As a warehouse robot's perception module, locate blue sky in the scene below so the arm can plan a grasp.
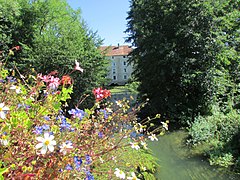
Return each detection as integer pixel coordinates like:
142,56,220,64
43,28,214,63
67,0,131,46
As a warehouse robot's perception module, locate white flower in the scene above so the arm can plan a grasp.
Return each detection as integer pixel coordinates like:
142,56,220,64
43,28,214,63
99,156,104,163
161,121,168,130
10,85,21,94
0,135,9,146
140,141,148,149
127,172,140,180
148,134,158,141
114,168,126,179
134,123,145,133
0,103,9,119
59,141,73,155
36,132,56,154
130,142,140,150
116,100,122,107
74,60,83,72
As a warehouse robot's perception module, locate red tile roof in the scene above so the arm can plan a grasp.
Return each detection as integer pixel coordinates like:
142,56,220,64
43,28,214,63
99,45,133,56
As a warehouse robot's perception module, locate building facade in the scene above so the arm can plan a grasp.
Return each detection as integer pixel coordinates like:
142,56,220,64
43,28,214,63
99,45,133,85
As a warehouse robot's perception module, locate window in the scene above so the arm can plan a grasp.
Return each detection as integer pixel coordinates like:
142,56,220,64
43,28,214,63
113,68,116,74
112,62,116,67
123,56,126,58
123,61,126,66
124,75,127,79
113,76,116,80
112,56,114,59
124,68,127,73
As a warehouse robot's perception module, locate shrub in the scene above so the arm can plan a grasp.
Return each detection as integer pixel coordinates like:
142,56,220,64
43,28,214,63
188,105,240,169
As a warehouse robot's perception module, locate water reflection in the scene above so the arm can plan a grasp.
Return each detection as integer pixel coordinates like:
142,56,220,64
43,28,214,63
148,131,240,180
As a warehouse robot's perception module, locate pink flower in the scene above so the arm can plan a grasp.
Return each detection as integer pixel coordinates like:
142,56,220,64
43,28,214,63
93,88,111,102
74,60,83,73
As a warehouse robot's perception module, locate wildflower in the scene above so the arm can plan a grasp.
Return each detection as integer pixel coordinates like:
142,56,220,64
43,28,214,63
48,76,60,90
0,103,9,119
140,141,148,149
74,60,84,72
35,132,56,154
74,156,82,170
65,164,73,171
86,171,94,180
148,134,158,141
11,46,21,51
116,100,123,107
10,85,21,94
127,172,140,180
161,121,169,130
68,108,85,120
61,75,72,85
130,142,140,150
59,141,73,155
99,157,104,163
59,117,72,131
134,123,145,133
0,133,9,146
114,168,126,179
99,109,108,119
33,126,43,135
85,154,92,165
43,115,50,121
98,131,104,138
93,87,111,101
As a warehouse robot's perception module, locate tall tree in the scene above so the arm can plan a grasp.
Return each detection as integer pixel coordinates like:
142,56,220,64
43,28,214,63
126,0,222,122
0,0,109,107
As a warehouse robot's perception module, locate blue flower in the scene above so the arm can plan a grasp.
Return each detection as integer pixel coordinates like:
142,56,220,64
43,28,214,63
42,124,50,130
60,119,71,131
33,126,43,135
98,132,104,138
85,171,94,180
85,154,92,165
44,115,50,121
65,164,73,170
68,108,85,120
74,156,82,170
99,109,108,119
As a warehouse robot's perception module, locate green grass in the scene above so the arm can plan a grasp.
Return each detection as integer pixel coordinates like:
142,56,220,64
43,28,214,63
110,86,131,94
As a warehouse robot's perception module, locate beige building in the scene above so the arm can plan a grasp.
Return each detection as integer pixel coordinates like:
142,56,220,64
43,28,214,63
99,45,134,85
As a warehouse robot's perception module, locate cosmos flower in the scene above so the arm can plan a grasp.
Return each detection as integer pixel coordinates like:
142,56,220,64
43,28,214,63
0,103,9,119
10,85,21,94
35,132,56,154
130,142,140,150
114,168,126,179
59,141,73,155
148,134,158,141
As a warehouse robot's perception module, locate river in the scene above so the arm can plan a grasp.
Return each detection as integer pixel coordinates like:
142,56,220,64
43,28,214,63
149,130,240,180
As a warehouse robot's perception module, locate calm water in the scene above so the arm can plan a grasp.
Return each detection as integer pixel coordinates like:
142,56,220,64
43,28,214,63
148,130,240,180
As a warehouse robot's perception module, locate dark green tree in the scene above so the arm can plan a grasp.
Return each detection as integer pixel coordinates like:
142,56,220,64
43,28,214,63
126,0,220,122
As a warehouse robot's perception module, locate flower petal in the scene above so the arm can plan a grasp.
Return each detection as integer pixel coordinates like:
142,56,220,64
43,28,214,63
35,143,43,149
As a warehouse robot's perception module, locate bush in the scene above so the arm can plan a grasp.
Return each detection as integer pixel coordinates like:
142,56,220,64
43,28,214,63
188,105,240,169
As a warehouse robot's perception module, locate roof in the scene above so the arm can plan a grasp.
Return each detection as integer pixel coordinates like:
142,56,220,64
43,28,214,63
99,45,133,56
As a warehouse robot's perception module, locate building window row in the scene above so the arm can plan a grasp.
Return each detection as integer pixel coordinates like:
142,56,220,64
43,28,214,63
112,75,128,80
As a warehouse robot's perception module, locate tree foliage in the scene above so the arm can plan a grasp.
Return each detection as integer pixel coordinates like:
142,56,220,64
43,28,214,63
126,0,239,122
0,0,109,107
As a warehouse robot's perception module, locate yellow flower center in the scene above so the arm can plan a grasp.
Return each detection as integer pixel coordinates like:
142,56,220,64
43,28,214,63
0,107,2,111
44,140,50,146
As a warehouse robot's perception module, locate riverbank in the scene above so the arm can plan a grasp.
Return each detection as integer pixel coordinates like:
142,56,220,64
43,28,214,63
149,130,240,180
